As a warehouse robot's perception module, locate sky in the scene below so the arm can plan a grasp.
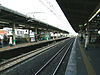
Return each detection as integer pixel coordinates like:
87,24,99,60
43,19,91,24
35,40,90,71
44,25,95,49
0,0,76,34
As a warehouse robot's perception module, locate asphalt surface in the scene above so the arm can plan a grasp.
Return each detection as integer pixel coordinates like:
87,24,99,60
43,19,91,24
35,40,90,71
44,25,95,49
0,38,74,75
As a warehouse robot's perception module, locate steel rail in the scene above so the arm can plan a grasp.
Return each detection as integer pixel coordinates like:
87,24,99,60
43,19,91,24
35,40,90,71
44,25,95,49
0,38,70,72
53,40,73,75
34,39,73,75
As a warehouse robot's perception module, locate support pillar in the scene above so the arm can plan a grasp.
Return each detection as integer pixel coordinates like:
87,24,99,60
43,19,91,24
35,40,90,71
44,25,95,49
60,32,62,38
35,28,38,42
53,31,55,39
12,23,16,45
28,29,30,43
57,32,59,38
46,31,48,41
86,23,90,43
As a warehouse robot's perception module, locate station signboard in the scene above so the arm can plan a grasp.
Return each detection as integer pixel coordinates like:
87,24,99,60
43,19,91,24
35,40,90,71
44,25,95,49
0,30,7,34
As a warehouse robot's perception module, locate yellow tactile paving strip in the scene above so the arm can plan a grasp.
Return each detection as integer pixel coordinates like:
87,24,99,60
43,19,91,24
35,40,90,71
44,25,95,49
78,41,96,75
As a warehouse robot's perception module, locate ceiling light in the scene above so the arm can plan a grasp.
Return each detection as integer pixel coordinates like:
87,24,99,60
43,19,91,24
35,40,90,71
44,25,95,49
88,8,100,22
31,27,34,28
0,21,9,24
98,30,100,34
18,27,23,28
84,23,87,26
38,28,42,30
97,15,99,17
19,25,25,27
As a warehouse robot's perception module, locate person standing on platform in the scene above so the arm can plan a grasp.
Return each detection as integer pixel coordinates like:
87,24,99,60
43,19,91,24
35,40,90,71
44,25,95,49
80,35,83,43
85,33,89,50
0,35,3,48
9,36,13,46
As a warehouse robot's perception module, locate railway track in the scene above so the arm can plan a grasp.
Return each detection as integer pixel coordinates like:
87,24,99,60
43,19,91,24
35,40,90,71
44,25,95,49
34,39,74,75
0,38,68,63
0,38,74,75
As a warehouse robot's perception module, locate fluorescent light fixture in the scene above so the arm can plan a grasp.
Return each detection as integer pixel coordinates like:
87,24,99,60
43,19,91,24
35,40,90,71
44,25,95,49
98,30,100,34
97,14,99,17
88,8,100,22
43,28,46,30
19,25,25,27
84,23,87,26
95,29,98,31
18,27,23,28
0,21,9,24
38,28,42,30
31,27,34,28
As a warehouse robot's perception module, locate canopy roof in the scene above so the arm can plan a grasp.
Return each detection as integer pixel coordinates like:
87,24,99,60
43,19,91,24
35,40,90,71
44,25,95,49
0,5,68,33
56,0,100,32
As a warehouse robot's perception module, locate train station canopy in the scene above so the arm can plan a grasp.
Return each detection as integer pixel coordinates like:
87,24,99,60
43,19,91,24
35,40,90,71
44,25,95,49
56,0,100,32
0,5,68,34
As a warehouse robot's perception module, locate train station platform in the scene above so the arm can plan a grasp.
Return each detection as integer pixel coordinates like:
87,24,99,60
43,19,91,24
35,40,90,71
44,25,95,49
0,37,99,75
0,42,32,52
0,37,67,52
66,37,100,75
0,41,47,52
